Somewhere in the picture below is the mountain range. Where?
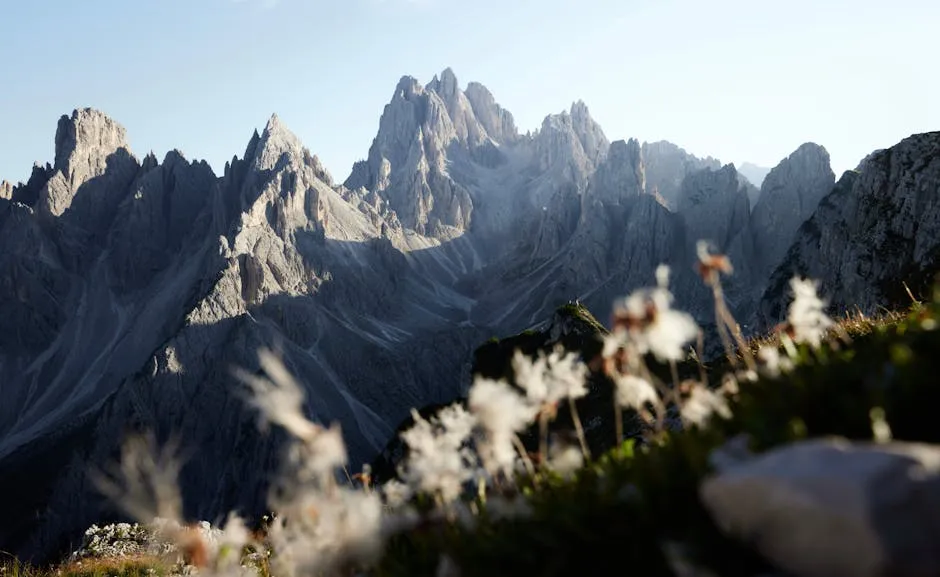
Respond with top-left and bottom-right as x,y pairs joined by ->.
1,67 -> 937,561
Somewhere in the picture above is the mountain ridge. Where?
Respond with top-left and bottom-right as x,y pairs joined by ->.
1,68 -> 936,563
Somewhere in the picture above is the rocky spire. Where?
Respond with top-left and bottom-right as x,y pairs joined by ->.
38,108 -> 139,220
587,138 -> 645,206
678,163 -> 751,253
344,71 -> 479,236
534,102 -> 609,182
569,100 -> 609,167
465,81 -> 519,144
749,142 -> 835,276
641,140 -> 722,210
755,132 -> 940,328
53,108 -> 130,192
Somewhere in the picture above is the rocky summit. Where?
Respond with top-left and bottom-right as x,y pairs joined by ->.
0,68 -> 938,562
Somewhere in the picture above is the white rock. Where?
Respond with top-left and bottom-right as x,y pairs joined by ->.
700,438 -> 940,577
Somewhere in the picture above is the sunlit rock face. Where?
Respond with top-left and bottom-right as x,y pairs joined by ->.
2,68 -> 933,564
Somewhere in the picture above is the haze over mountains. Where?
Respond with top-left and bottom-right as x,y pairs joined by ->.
1,67 -> 938,561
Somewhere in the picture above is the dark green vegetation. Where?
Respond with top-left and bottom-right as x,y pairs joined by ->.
373,290 -> 939,577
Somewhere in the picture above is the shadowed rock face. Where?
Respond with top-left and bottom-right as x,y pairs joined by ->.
755,132 -> 940,330
677,164 -> 751,254
749,143 -> 835,280
1,68 -> 936,563
641,140 -> 721,210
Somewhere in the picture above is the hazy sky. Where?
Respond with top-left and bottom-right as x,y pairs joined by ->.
1,0 -> 936,184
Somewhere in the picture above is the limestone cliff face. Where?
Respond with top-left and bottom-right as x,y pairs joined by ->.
586,139 -> 645,207
677,164 -> 751,254
534,101 -> 610,182
756,132 -> 940,329
641,140 -> 721,210
464,81 -> 519,145
749,143 -> 835,279
2,70 -> 934,564
344,70 -> 500,237
0,110 -> 398,559
39,109 -> 140,225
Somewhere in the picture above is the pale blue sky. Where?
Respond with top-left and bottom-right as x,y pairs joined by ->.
1,0 -> 936,184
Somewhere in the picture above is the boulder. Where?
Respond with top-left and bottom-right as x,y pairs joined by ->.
700,438 -> 940,577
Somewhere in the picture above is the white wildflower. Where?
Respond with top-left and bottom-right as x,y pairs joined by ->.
614,374 -> 660,414
379,479 -> 413,509
512,346 -> 589,406
511,349 -> 548,401
613,272 -> 699,362
602,332 -> 624,358
787,277 -> 834,348
547,441 -> 584,479
695,240 -> 734,277
236,349 -> 320,442
267,489 -> 385,577
870,407 -> 893,444
213,514 -> 251,570
301,423 -> 348,478
757,345 -> 793,377
399,407 -> 477,504
680,384 -> 732,428
655,263 -> 671,289
544,346 -> 590,400
646,297 -> 699,362
436,403 -> 477,449
91,434 -> 184,526
469,377 -> 536,477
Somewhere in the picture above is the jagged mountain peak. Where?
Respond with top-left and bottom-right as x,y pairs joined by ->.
640,140 -> 723,211
264,112 -> 284,133
609,138 -> 642,162
678,163 -> 744,210
465,81 -> 519,145
755,131 -> 940,328
586,138 -> 645,206
4,71 -> 940,568
253,113 -> 308,172
535,102 -> 610,177
394,75 -> 423,100
758,142 -> 834,203
569,99 -> 591,119
427,66 -> 460,99
760,142 -> 832,189
36,108 -> 139,221
53,108 -> 129,174
791,141 -> 829,159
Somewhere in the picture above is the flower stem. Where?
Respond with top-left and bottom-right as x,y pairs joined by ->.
568,397 -> 591,461
511,434 -> 537,479
539,411 -> 549,465
614,403 -> 623,446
